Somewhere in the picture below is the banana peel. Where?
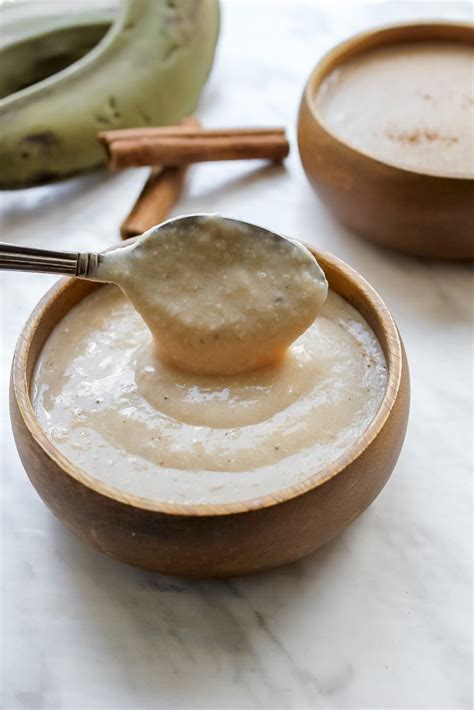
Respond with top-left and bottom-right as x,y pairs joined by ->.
0,0 -> 220,189
0,20 -> 112,100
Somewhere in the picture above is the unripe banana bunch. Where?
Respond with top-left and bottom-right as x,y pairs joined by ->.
0,0 -> 220,189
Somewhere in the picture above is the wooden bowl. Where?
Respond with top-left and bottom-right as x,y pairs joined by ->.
298,22 -> 474,260
10,249 -> 409,577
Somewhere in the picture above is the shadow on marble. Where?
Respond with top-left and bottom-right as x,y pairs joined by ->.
196,82 -> 221,115
48,512 -> 354,703
301,197 -> 474,327
0,171 -> 115,225
185,161 -> 288,204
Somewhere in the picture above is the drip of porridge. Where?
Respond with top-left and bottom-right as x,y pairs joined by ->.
93,215 -> 328,374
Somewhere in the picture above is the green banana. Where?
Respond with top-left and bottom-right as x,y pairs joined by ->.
0,0 -> 220,189
0,20 -> 112,100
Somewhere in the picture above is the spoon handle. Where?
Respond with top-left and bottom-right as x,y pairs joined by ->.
0,243 -> 99,277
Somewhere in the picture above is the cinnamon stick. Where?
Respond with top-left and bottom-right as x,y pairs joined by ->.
99,127 -> 289,170
119,115 -> 199,239
120,165 -> 187,240
101,126 -> 286,141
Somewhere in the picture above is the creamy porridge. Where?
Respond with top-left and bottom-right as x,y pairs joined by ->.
316,41 -> 474,176
33,285 -> 387,504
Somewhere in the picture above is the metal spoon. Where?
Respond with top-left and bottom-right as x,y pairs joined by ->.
0,214 -> 294,278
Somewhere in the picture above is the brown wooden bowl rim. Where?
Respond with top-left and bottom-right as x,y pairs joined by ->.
12,249 -> 403,518
302,20 -> 474,182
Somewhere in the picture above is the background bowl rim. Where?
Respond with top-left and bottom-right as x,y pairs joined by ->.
302,19 -> 474,182
12,248 -> 404,518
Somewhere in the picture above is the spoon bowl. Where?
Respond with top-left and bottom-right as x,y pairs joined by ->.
1,213 -> 328,373
95,214 -> 327,374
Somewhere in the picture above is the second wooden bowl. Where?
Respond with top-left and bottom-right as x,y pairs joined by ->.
10,249 -> 409,577
298,22 -> 474,260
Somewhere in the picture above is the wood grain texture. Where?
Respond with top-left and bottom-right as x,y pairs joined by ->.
297,22 -> 474,260
10,249 -> 409,577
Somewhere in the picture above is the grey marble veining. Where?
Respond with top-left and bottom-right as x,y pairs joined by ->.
1,1 -> 472,709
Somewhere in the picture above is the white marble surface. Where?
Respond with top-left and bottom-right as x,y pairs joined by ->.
1,1 -> 473,708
